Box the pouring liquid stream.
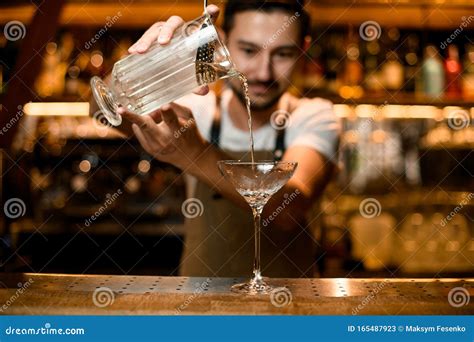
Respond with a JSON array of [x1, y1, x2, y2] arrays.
[[196, 62, 255, 164]]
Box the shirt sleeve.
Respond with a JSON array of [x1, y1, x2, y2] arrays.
[[285, 97, 341, 164]]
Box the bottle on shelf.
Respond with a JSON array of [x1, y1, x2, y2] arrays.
[[339, 27, 364, 98], [402, 34, 421, 94], [462, 43, 474, 98], [302, 36, 326, 90], [421, 45, 445, 97], [444, 44, 463, 98], [363, 41, 383, 93], [381, 50, 404, 91]]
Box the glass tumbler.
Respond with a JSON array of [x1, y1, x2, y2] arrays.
[[90, 14, 236, 126]]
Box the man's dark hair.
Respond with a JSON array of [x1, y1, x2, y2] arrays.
[[222, 0, 311, 45]]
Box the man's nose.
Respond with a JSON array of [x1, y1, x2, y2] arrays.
[[255, 53, 272, 82]]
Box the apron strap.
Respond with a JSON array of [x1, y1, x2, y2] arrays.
[[210, 95, 222, 147], [209, 93, 286, 160], [273, 129, 285, 161]]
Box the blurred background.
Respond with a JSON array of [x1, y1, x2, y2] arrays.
[[0, 0, 473, 278]]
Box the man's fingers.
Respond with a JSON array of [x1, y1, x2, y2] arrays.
[[120, 108, 157, 132], [193, 85, 209, 96], [119, 108, 146, 127], [166, 102, 193, 120], [205, 4, 220, 21], [160, 104, 180, 130], [148, 109, 163, 123], [132, 124, 154, 152], [158, 16, 184, 44], [128, 7, 218, 54], [129, 22, 164, 53]]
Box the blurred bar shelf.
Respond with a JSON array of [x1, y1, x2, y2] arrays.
[[0, 273, 473, 315], [1, 0, 474, 29], [306, 91, 474, 108]]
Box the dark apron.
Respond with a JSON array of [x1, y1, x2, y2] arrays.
[[180, 97, 316, 278]]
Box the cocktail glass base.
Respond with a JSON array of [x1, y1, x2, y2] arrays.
[[231, 277, 272, 295]]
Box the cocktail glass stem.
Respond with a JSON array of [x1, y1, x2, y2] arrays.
[[251, 206, 264, 285]]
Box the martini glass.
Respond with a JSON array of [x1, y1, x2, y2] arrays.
[[217, 160, 298, 294]]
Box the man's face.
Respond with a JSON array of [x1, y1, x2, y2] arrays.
[[225, 10, 301, 110]]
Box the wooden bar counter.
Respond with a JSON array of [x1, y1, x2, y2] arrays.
[[0, 273, 473, 315]]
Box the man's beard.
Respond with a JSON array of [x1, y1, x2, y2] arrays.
[[229, 82, 282, 111]]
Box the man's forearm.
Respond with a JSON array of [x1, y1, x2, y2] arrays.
[[184, 142, 250, 211]]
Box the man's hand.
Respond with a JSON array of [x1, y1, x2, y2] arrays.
[[120, 103, 209, 170]]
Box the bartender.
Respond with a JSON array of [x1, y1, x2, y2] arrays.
[[91, 0, 340, 278]]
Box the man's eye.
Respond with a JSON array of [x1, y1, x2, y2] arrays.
[[275, 51, 296, 59], [241, 48, 256, 55]]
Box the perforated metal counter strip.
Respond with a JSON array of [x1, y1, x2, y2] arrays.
[[0, 273, 472, 315]]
